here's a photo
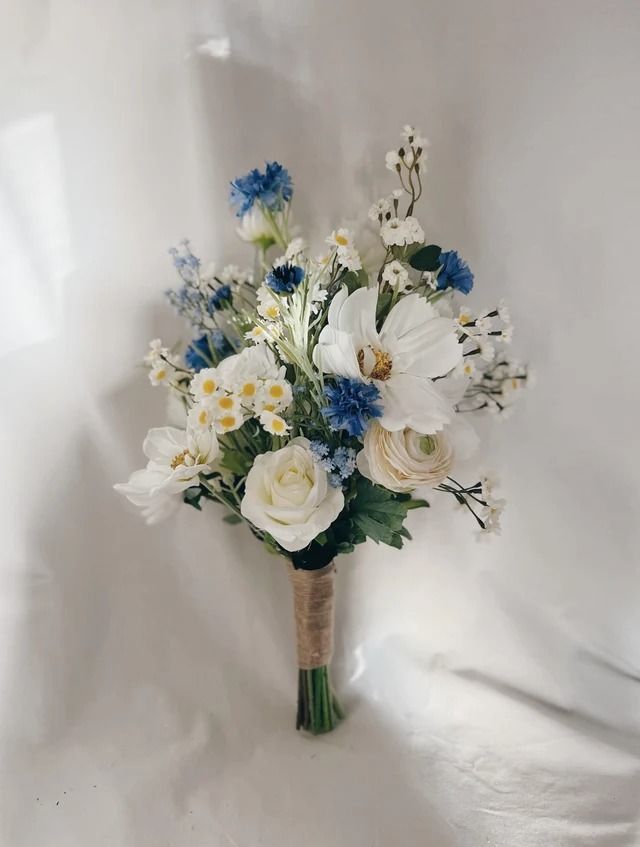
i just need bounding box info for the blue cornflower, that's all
[265,263,304,294]
[321,378,383,437]
[208,284,232,312]
[229,161,293,217]
[436,250,474,295]
[328,472,343,489]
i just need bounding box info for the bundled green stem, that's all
[296,666,344,734]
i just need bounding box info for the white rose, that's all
[357,418,478,493]
[241,437,344,552]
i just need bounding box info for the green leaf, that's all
[222,513,242,524]
[342,269,369,293]
[347,478,421,549]
[220,450,252,476]
[409,244,442,272]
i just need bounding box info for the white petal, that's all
[313,326,361,378]
[142,427,187,463]
[379,373,453,433]
[380,294,461,377]
[334,286,380,349]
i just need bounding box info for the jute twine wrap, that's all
[288,561,335,670]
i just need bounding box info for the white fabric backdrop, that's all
[1,1,640,845]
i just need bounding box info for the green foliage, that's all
[409,244,442,272]
[341,269,369,294]
[219,450,253,476]
[291,477,429,569]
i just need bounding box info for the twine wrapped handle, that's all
[288,561,335,670]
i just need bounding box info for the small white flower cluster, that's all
[325,228,362,272]
[144,338,177,386]
[455,299,515,366]
[477,474,506,536]
[380,215,425,247]
[188,347,293,437]
[385,124,428,172]
[380,260,411,292]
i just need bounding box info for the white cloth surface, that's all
[1,1,640,845]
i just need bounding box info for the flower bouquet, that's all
[116,125,530,734]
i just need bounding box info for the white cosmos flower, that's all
[357,416,478,492]
[314,286,462,433]
[114,425,219,524]
[240,437,344,551]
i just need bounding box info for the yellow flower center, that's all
[262,403,276,412]
[202,379,216,394]
[218,395,234,410]
[272,418,286,433]
[335,233,349,246]
[155,369,166,381]
[219,415,236,429]
[170,449,190,469]
[241,382,256,397]
[198,409,208,425]
[266,305,279,318]
[269,385,284,399]
[358,346,393,381]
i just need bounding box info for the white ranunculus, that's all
[241,437,344,552]
[357,417,478,493]
[313,286,462,434]
[114,425,219,524]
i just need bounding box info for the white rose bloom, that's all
[241,437,344,552]
[114,425,219,524]
[357,417,478,493]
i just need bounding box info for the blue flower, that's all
[321,378,383,437]
[332,446,357,480]
[229,161,293,217]
[265,263,305,294]
[185,332,232,371]
[208,284,232,312]
[436,250,474,294]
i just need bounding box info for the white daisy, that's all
[144,338,168,366]
[337,248,362,272]
[256,286,281,321]
[215,411,244,434]
[259,410,290,436]
[326,228,355,252]
[314,286,462,433]
[211,392,241,417]
[187,404,216,430]
[260,378,293,410]
[149,362,174,387]
[285,237,307,262]
[190,368,220,402]
[245,325,268,344]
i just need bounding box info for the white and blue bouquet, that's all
[116,125,530,734]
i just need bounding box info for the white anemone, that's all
[314,286,462,433]
[114,426,219,524]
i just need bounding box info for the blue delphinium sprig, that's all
[208,284,232,312]
[321,378,383,437]
[229,161,293,217]
[265,263,305,294]
[185,331,233,371]
[436,250,474,295]
[309,442,358,488]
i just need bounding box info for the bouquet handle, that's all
[288,561,343,733]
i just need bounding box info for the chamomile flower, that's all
[245,325,268,344]
[144,338,168,366]
[501,325,514,344]
[236,377,263,405]
[212,393,241,416]
[256,286,281,321]
[149,362,174,386]
[454,358,476,379]
[260,378,293,410]
[456,307,474,329]
[497,299,511,324]
[215,411,244,434]
[381,260,410,291]
[187,404,216,430]
[191,368,220,402]
[337,248,362,272]
[479,342,496,362]
[480,496,506,535]
[259,410,290,436]
[326,228,355,252]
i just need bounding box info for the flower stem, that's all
[296,666,343,734]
